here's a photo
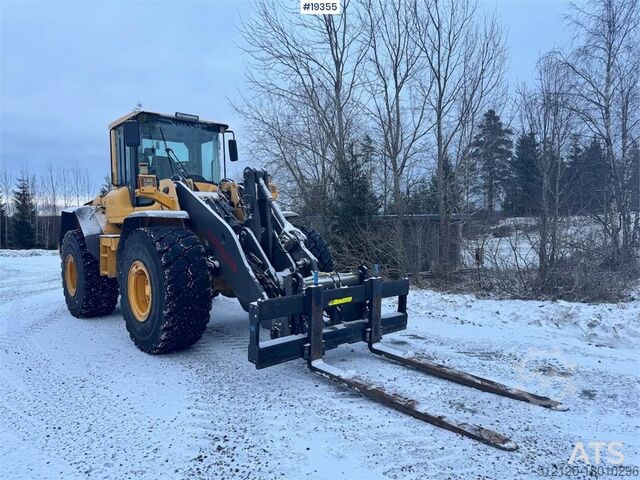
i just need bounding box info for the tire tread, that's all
[123,226,212,354]
[297,225,334,272]
[61,230,119,318]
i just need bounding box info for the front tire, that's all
[119,226,212,354]
[61,230,119,318]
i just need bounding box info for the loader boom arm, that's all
[175,181,267,308]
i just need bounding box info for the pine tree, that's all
[410,177,432,214]
[0,190,6,249]
[564,136,583,214]
[12,176,36,249]
[411,157,458,214]
[99,175,112,196]
[566,137,607,214]
[470,109,513,216]
[504,131,541,216]
[330,141,379,225]
[329,139,379,245]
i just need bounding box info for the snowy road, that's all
[0,253,638,479]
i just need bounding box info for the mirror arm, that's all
[222,131,227,179]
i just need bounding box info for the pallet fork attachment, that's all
[249,277,566,451]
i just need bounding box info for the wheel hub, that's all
[64,254,78,296]
[128,260,152,322]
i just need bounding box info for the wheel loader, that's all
[59,110,565,451]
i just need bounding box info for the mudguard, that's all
[119,210,189,239]
[59,206,103,260]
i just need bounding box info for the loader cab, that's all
[109,111,233,205]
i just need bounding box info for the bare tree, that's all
[37,174,50,248]
[0,163,11,247]
[362,0,431,213]
[518,54,575,288]
[359,0,434,272]
[413,0,507,272]
[237,94,335,214]
[59,167,71,208]
[237,0,367,215]
[556,0,640,261]
[82,171,93,204]
[72,162,82,207]
[46,162,59,217]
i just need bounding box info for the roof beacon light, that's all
[175,112,199,121]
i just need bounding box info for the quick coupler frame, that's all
[248,277,409,369]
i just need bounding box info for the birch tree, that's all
[237,0,367,215]
[557,0,640,261]
[362,0,431,213]
[413,0,507,271]
[518,55,575,289]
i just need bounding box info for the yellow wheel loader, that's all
[59,111,565,450]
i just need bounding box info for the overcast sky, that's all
[0,0,571,188]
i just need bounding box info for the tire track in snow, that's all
[176,297,495,480]
[174,306,282,479]
[0,256,198,479]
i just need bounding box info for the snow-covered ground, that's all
[0,249,58,257]
[1,253,638,479]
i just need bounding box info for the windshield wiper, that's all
[158,126,191,182]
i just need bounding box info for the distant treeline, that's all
[0,166,109,249]
[1,177,57,249]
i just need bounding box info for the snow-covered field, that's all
[1,253,638,479]
[462,216,617,270]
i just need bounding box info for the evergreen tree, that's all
[411,156,458,214]
[12,176,36,249]
[99,175,112,196]
[504,131,541,216]
[361,134,375,184]
[565,137,607,214]
[410,177,432,213]
[329,139,379,244]
[564,136,583,214]
[330,141,379,224]
[0,190,6,248]
[470,109,513,216]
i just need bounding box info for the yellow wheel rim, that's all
[64,254,78,296]
[128,260,152,322]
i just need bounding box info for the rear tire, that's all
[61,230,119,318]
[119,226,212,354]
[297,225,334,272]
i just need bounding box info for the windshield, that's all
[138,116,221,184]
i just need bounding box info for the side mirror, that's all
[228,139,238,162]
[123,121,140,148]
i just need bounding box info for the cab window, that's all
[113,126,133,187]
[138,118,221,184]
